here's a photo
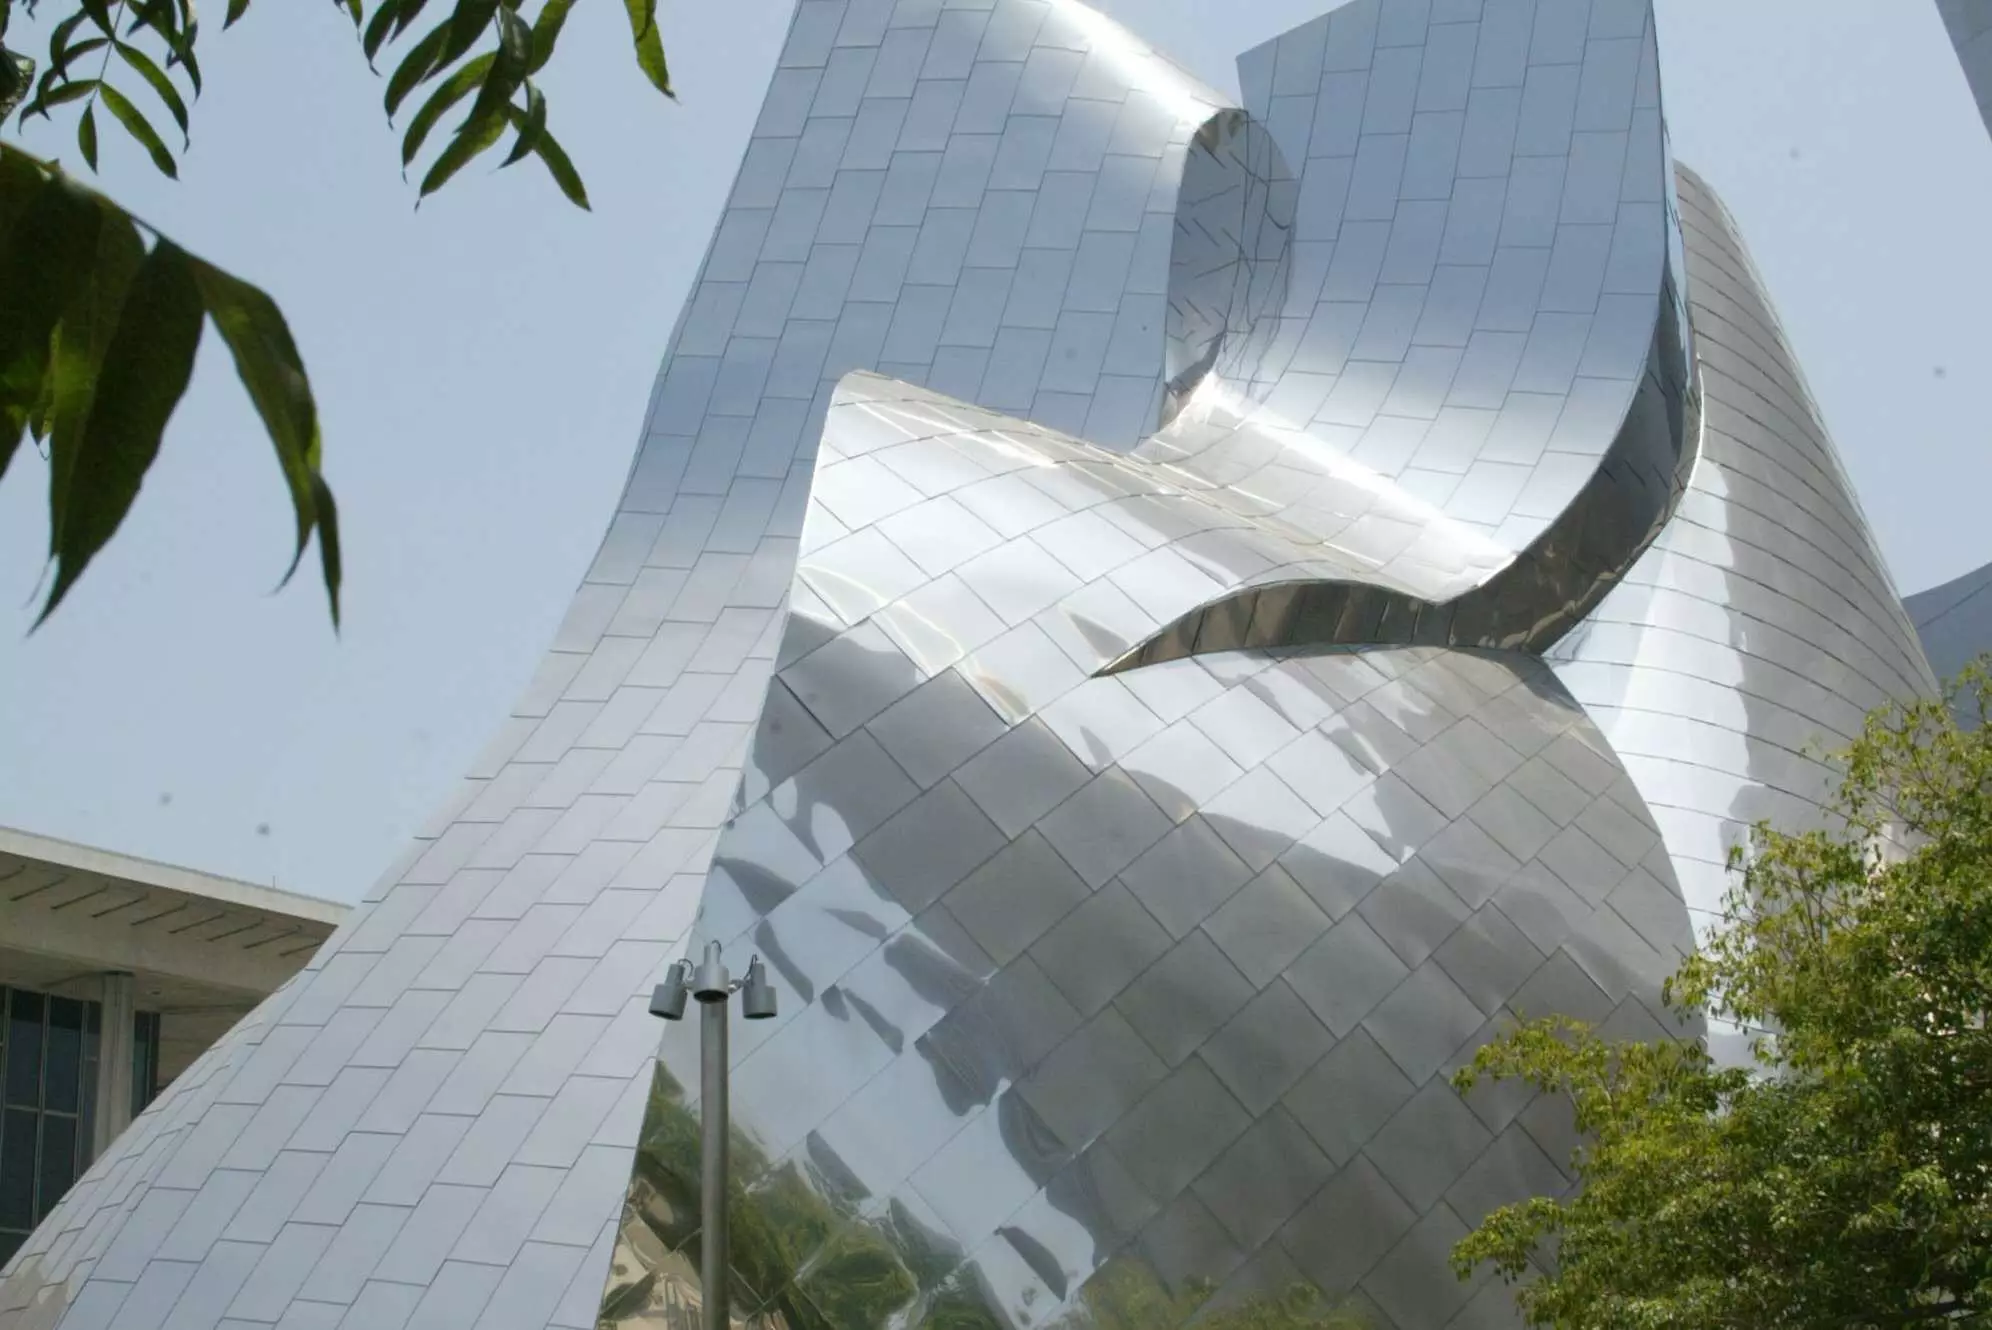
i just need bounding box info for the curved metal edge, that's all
[1098,257,1702,675]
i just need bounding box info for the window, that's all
[0,986,161,1265]
[0,988,89,1266]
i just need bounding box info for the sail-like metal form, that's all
[0,2,1933,1328]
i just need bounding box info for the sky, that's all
[1,0,1988,904]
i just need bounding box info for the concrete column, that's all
[92,972,135,1161]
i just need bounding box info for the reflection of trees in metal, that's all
[609,1067,1374,1330]
[1073,1262,1368,1330]
[604,578,1697,1325]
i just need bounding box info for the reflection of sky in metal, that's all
[1049,0,1224,127]
[640,366,1702,1326]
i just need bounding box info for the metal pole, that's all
[700,978,729,1330]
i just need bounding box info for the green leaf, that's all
[46,10,95,75]
[460,3,526,131]
[225,0,251,26]
[1,50,36,123]
[29,14,85,119]
[169,24,202,95]
[389,0,434,41]
[96,83,176,177]
[78,102,97,168]
[0,150,102,471]
[186,254,334,609]
[79,0,117,40]
[0,143,41,243]
[46,10,89,50]
[525,0,571,75]
[37,239,204,625]
[308,471,340,627]
[416,102,504,198]
[124,0,202,94]
[114,41,190,144]
[622,0,670,97]
[44,195,144,562]
[28,74,100,120]
[506,105,585,208]
[361,0,403,64]
[125,0,173,42]
[494,2,529,70]
[54,35,111,71]
[337,0,361,26]
[400,51,488,166]
[437,0,499,75]
[383,20,446,116]
[499,79,542,168]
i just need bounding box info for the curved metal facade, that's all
[1550,166,1936,933]
[0,2,1934,1329]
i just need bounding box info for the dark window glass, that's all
[5,992,43,1108]
[36,1116,73,1220]
[0,1230,20,1267]
[78,1009,98,1168]
[0,986,115,1238]
[0,1109,37,1231]
[43,1000,82,1115]
[132,1012,161,1118]
[77,1088,94,1171]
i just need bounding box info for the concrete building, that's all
[0,828,343,1268]
[0,1,1940,1327]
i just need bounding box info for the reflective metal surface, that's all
[1103,269,1698,667]
[0,1,1936,1328]
[1549,166,1936,937]
[1939,0,1992,140]
[1908,557,1992,716]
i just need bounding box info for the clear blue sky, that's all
[1,0,1987,903]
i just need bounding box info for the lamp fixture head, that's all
[741,954,777,1020]
[648,960,691,1021]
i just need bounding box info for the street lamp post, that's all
[650,941,777,1330]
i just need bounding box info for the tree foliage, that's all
[0,0,671,623]
[1452,663,1992,1328]
[1069,1258,1373,1330]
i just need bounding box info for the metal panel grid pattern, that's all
[1548,165,1937,942]
[1908,558,1992,685]
[1908,560,1990,728]
[0,4,1242,1326]
[0,0,1934,1327]
[599,369,1697,1330]
[1224,0,1681,554]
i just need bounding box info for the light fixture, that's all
[648,959,691,1021]
[740,955,776,1020]
[647,941,780,1330]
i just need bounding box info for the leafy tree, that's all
[0,0,670,624]
[1070,1257,1372,1329]
[1452,662,1992,1329]
[618,1066,1377,1329]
